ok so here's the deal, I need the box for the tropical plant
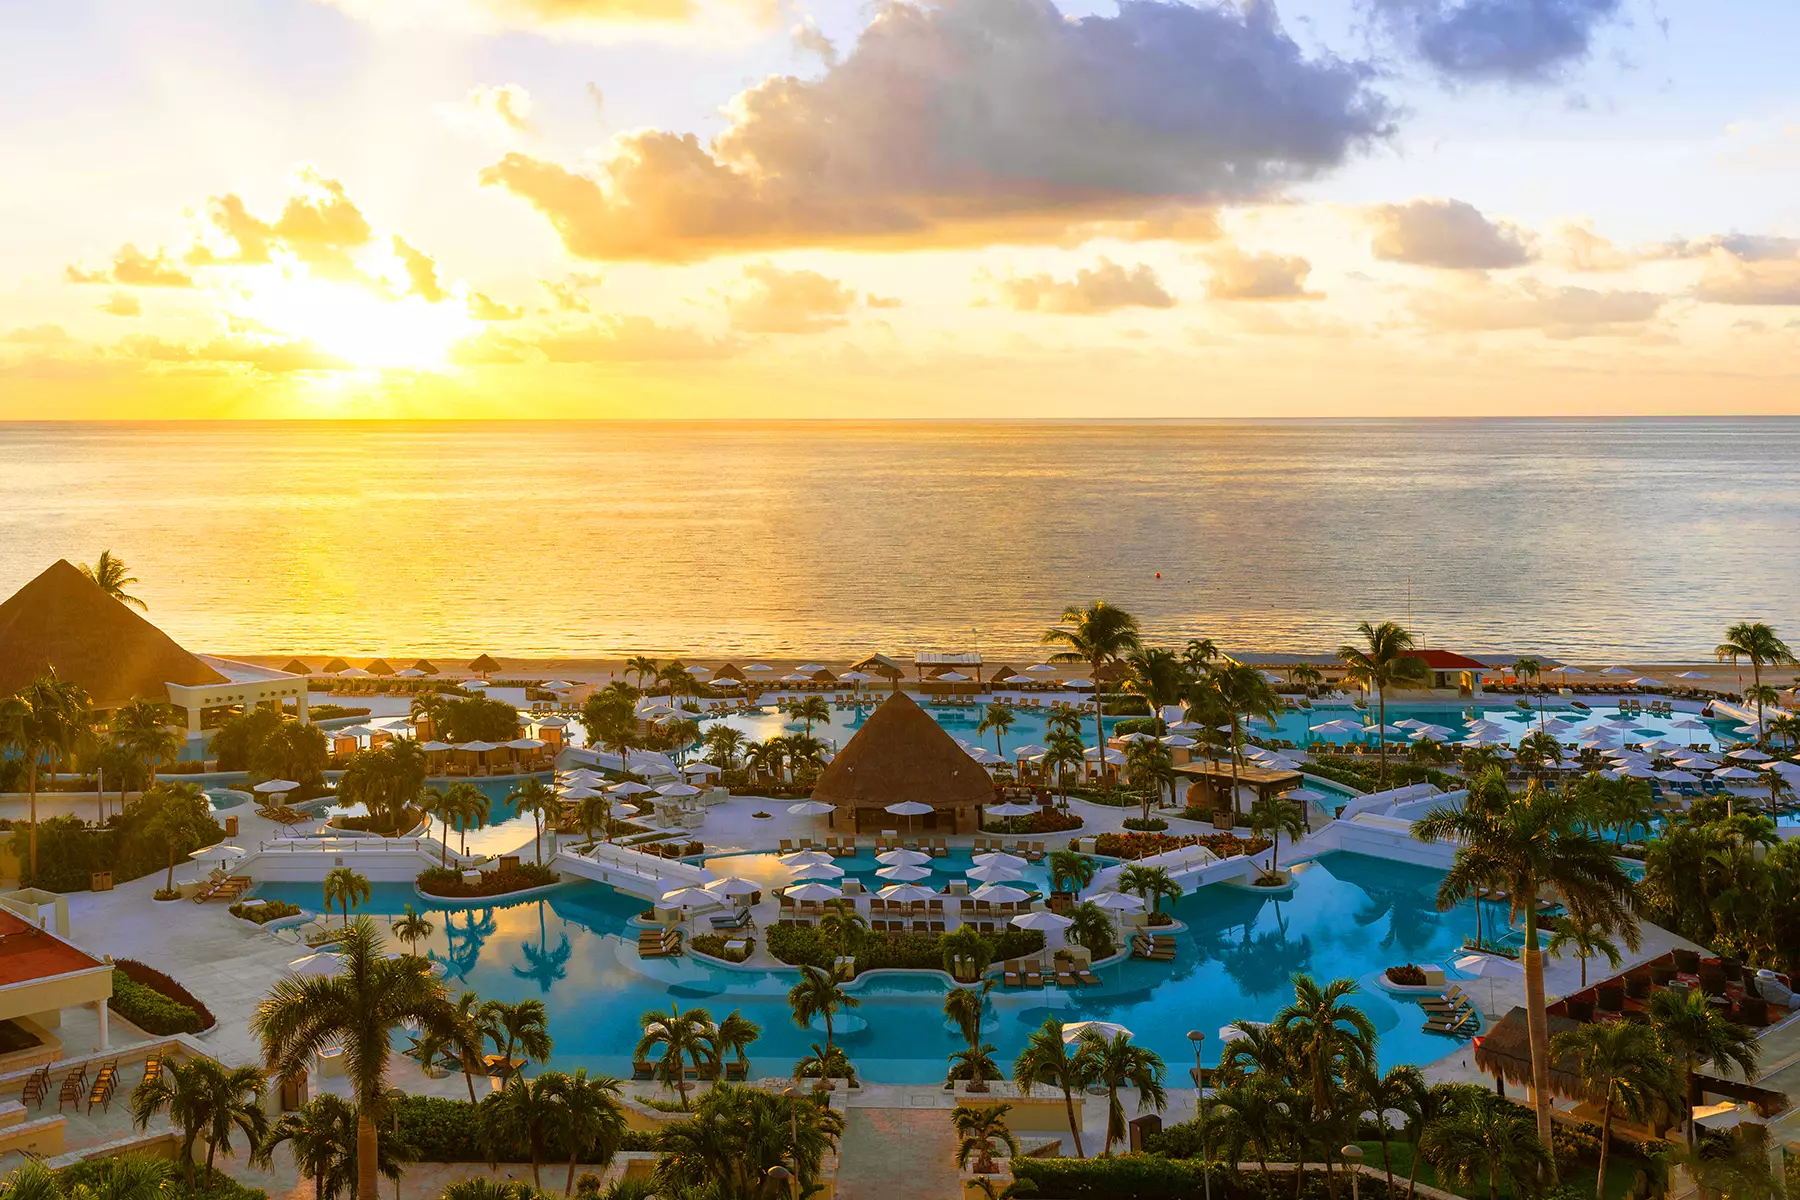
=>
[129,1056,269,1183]
[1195,663,1282,814]
[414,989,491,1102]
[1066,900,1115,958]
[479,1075,560,1187]
[507,776,560,865]
[1354,1062,1426,1192]
[1544,913,1622,989]
[392,904,434,954]
[653,1085,844,1200]
[940,924,994,980]
[1667,1121,1785,1200]
[1549,1019,1679,1200]
[793,1042,858,1088]
[113,698,180,788]
[1247,794,1305,876]
[1716,622,1795,739]
[253,915,455,1200]
[635,1003,717,1108]
[976,703,1017,756]
[625,656,659,690]
[948,1043,1003,1091]
[142,782,213,893]
[1013,1018,1093,1158]
[1276,974,1377,1133]
[543,1069,628,1194]
[323,866,371,927]
[1197,1080,1296,1196]
[1116,864,1181,916]
[1515,730,1564,788]
[254,1093,358,1200]
[1041,734,1086,805]
[484,998,554,1081]
[1043,601,1142,787]
[1073,1028,1167,1155]
[782,696,831,737]
[1416,771,1640,1157]
[702,723,745,770]
[579,693,639,776]
[1,671,92,878]
[952,1102,1019,1175]
[1337,621,1430,786]
[1292,663,1324,697]
[444,781,489,855]
[1047,849,1098,896]
[945,979,995,1053]
[79,549,147,609]
[788,964,859,1065]
[1124,739,1175,820]
[714,1009,762,1077]
[817,899,870,960]
[1122,646,1188,727]
[1648,987,1759,1148]
[1418,1090,1551,1200]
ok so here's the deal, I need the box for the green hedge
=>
[765,925,1045,972]
[109,972,207,1036]
[417,861,559,898]
[230,900,302,925]
[394,1095,657,1162]
[1012,1156,1223,1199]
[59,1158,268,1200]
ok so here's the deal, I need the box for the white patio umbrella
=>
[1003,675,1038,685]
[1061,1020,1132,1044]
[682,762,723,776]
[1673,671,1709,680]
[795,663,828,675]
[1630,678,1663,689]
[610,803,641,819]
[1454,952,1524,1012]
[785,881,843,902]
[840,670,873,683]
[189,844,245,863]
[1619,763,1658,778]
[1024,664,1059,675]
[885,801,933,816]
[1063,679,1095,690]
[1598,666,1634,676]
[558,786,604,801]
[967,748,1005,766]
[1116,731,1154,743]
[976,851,1028,869]
[787,800,836,816]
[457,740,500,753]
[970,883,1030,904]
[875,848,933,867]
[287,951,345,977]
[1012,744,1048,758]
[610,781,654,796]
[792,862,846,881]
[253,778,299,795]
[1010,910,1072,933]
[683,665,711,678]
[1284,788,1331,805]
[1088,891,1146,912]
[1713,766,1760,780]
[419,741,454,753]
[779,850,836,868]
[396,668,426,678]
[744,663,774,674]
[877,883,937,903]
[656,782,702,797]
[1311,719,1361,734]
[966,861,1024,883]
[1084,747,1126,764]
[1164,735,1197,749]
[984,802,1037,818]
[542,680,577,691]
[936,671,971,682]
[506,738,545,751]
[876,864,933,882]
[1729,747,1773,762]
[704,877,761,898]
[1671,718,1709,731]
[660,886,716,908]
[1658,770,1701,784]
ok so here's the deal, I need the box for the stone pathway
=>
[833,1106,962,1200]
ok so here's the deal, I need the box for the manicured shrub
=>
[1385,964,1427,986]
[394,1095,657,1161]
[1092,831,1269,861]
[766,925,1044,972]
[109,972,207,1036]
[981,808,1083,835]
[1122,817,1169,832]
[114,959,215,1027]
[1012,1155,1221,1200]
[417,861,558,898]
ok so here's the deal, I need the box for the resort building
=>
[0,907,114,1067]
[815,690,994,834]
[0,560,308,736]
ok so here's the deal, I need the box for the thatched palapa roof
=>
[713,662,747,682]
[848,653,905,680]
[1473,1007,1588,1101]
[0,560,228,707]
[810,691,993,810]
[365,658,396,676]
[281,658,312,675]
[322,658,351,674]
[469,654,501,673]
[411,659,439,675]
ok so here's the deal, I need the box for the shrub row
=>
[114,959,215,1027]
[765,925,1045,972]
[109,971,208,1036]
[417,861,559,898]
[980,808,1083,835]
[1092,831,1270,861]
[230,899,303,925]
[393,1095,658,1162]
[59,1157,268,1200]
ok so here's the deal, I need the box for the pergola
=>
[1173,761,1302,813]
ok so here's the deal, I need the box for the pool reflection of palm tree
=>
[1352,881,1444,955]
[1219,905,1313,999]
[441,909,498,981]
[513,902,573,992]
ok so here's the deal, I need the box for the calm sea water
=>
[1,419,1795,660]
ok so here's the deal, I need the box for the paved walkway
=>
[834,1106,962,1200]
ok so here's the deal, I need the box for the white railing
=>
[254,836,446,855]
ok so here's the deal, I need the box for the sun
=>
[241,277,474,370]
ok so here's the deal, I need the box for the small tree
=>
[130,1058,269,1183]
[952,1102,1019,1175]
[323,866,371,927]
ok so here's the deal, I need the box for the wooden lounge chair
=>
[724,1060,748,1082]
[1023,964,1044,986]
[632,1059,655,1081]
[1077,967,1101,986]
[1003,960,1022,986]
[1055,967,1080,988]
[779,839,795,854]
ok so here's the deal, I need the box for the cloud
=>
[2,324,74,345]
[189,169,374,281]
[992,258,1176,314]
[727,264,858,333]
[1204,246,1321,300]
[439,84,537,139]
[1410,277,1664,337]
[389,236,447,303]
[1545,221,1633,272]
[1692,258,1800,306]
[99,293,144,317]
[452,315,736,364]
[1369,199,1533,269]
[312,0,771,32]
[66,244,195,287]
[866,293,903,309]
[791,19,838,65]
[467,292,522,320]
[121,334,351,373]
[542,276,603,312]
[1362,0,1623,83]
[479,0,1390,260]
[1655,233,1800,262]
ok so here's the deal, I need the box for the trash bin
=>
[224,815,239,838]
[90,871,114,892]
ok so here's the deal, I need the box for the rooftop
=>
[0,910,103,987]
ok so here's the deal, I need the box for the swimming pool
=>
[256,849,1509,1084]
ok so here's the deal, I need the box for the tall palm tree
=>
[3,672,92,878]
[1047,849,1097,898]
[143,783,210,894]
[1043,601,1142,787]
[543,1069,627,1193]
[951,1102,1019,1176]
[1116,864,1181,917]
[635,1003,717,1108]
[1337,621,1429,787]
[1196,664,1282,816]
[1123,738,1174,820]
[944,979,995,1055]
[702,723,745,770]
[1121,646,1188,728]
[624,656,659,690]
[79,550,147,610]
[1416,773,1640,1155]
[1550,1020,1679,1200]
[788,964,859,1064]
[1648,987,1760,1149]
[508,776,560,865]
[254,1093,357,1200]
[445,781,489,856]
[323,866,371,927]
[415,990,491,1102]
[1198,1080,1296,1196]
[1247,794,1306,877]
[1354,1063,1425,1192]
[1042,734,1085,806]
[392,905,434,954]
[1512,657,1546,729]
[253,916,455,1200]
[485,998,554,1080]
[1403,1084,1486,1200]
[1013,1019,1093,1158]
[1073,1029,1166,1156]
[976,704,1016,756]
[114,698,180,788]
[1715,622,1795,739]
[714,1009,762,1078]
[1275,975,1376,1130]
[1544,914,1622,989]
[781,696,831,738]
[479,1075,559,1187]
[654,1084,844,1200]
[129,1056,269,1183]
[420,787,452,865]
[1419,1091,1550,1200]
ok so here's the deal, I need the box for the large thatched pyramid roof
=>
[0,560,226,706]
[811,690,993,810]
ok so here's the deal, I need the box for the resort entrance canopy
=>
[810,690,994,834]
[1174,761,1302,813]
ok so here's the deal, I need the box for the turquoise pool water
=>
[700,849,1060,896]
[256,849,1507,1084]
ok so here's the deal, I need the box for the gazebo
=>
[1174,761,1303,815]
[811,691,994,834]
[848,653,906,691]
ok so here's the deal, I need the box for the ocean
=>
[1,418,1795,661]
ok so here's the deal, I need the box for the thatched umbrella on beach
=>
[365,658,395,676]
[321,657,350,674]
[411,659,439,675]
[281,658,312,676]
[469,653,501,679]
[713,662,748,683]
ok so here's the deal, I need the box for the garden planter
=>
[1595,985,1625,1012]
[1566,997,1595,1022]
[1698,965,1727,997]
[1625,974,1651,1000]
[1737,996,1770,1027]
[1673,949,1701,974]
[1650,961,1677,986]
[1720,958,1742,984]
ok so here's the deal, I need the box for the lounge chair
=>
[1023,964,1044,986]
[21,1065,50,1109]
[58,1066,88,1112]
[779,839,796,854]
[725,1061,748,1082]
[1077,967,1101,986]
[632,1059,654,1081]
[1003,960,1022,986]
[1055,967,1080,988]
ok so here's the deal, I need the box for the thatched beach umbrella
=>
[321,657,351,674]
[713,662,748,682]
[411,659,439,675]
[469,653,501,678]
[365,658,395,676]
[281,658,312,676]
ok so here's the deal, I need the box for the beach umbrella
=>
[785,881,844,902]
[876,848,933,867]
[780,850,836,868]
[1164,735,1197,749]
[1088,891,1145,912]
[970,883,1030,904]
[885,801,934,817]
[456,740,499,753]
[656,782,702,797]
[1713,766,1760,780]
[660,886,715,908]
[1063,679,1096,690]
[876,864,933,882]
[610,781,654,796]
[984,802,1037,818]
[1284,788,1331,805]
[744,663,774,674]
[877,883,938,903]
[610,803,640,819]
[189,843,245,863]
[786,800,836,817]
[419,741,453,753]
[1658,770,1700,784]
[337,667,371,678]
[793,862,846,881]
[935,671,971,683]
[1116,731,1154,743]
[1643,740,1683,754]
[1061,1020,1133,1044]
[1630,677,1663,689]
[321,657,351,674]
[840,670,874,683]
[463,680,490,691]
[704,877,761,898]
[411,659,439,675]
[682,762,723,776]
[967,748,1005,766]
[506,738,545,751]
[966,861,1024,883]
[1454,953,1523,1012]
[1409,724,1452,741]
[558,786,604,801]
[1673,671,1709,680]
[1010,909,1072,933]
[977,850,1028,869]
[1618,763,1658,779]
[681,665,711,679]
[287,951,345,977]
[1729,747,1772,762]
[1012,744,1048,758]
[253,778,299,795]
[1668,718,1708,733]
[1598,666,1634,676]
[1003,675,1038,685]
[1084,747,1125,764]
[1024,664,1059,675]
[396,668,426,678]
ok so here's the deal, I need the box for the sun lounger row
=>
[1421,987,1480,1037]
[1131,932,1176,961]
[871,835,950,854]
[972,839,1047,860]
[193,874,253,903]
[637,927,682,958]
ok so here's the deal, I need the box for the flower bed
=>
[229,899,302,925]
[417,861,558,898]
[1385,964,1427,986]
[980,809,1082,835]
[108,959,214,1035]
[767,926,1045,973]
[1092,831,1270,860]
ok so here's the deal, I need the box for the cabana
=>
[1174,761,1303,816]
[848,653,907,691]
[812,691,994,834]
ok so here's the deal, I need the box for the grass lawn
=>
[1353,1140,1651,1200]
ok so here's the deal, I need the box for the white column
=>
[96,999,109,1050]
[186,706,203,735]
[296,690,310,724]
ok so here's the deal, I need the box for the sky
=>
[2,0,1799,418]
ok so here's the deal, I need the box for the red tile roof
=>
[1412,650,1489,671]
[0,910,103,987]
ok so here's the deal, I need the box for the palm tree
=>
[577,792,613,844]
[949,1044,1003,1092]
[1669,1121,1785,1200]
[1648,987,1760,1148]
[1042,734,1085,806]
[416,989,491,1102]
[1544,914,1622,989]
[480,1075,559,1187]
[1419,1091,1551,1200]
[143,783,211,893]
[1116,864,1181,918]
[1515,730,1563,789]
[976,704,1016,756]
[788,964,859,1064]
[944,979,995,1054]
[1550,1020,1679,1200]
[420,787,452,865]
[486,998,554,1080]
[323,866,371,927]
[635,1003,716,1108]
[392,905,434,954]
[702,723,745,770]
[782,696,831,737]
[543,1069,627,1193]
[1291,663,1324,698]
[952,1102,1019,1176]
[1121,646,1187,727]
[445,781,489,856]
[1247,794,1306,877]
[1416,773,1640,1155]
[653,1084,844,1200]
[1716,622,1795,739]
[1197,664,1282,815]
[1403,1084,1485,1200]
[1066,900,1115,958]
[1073,1029,1166,1155]
[508,776,559,864]
[1043,601,1142,787]
[1354,1063,1425,1192]
[1047,849,1097,898]
[794,1042,858,1089]
[254,1093,357,1200]
[114,698,180,788]
[441,1181,546,1200]
[1198,1081,1296,1197]
[714,1009,762,1078]
[1124,739,1174,820]
[79,550,147,609]
[1338,621,1430,786]
[624,656,659,690]
[129,1056,269,1183]
[1013,1018,1093,1158]
[3,671,92,878]
[817,899,869,961]
[253,916,455,1200]
[1276,975,1376,1133]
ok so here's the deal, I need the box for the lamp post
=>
[1342,1143,1364,1200]
[1188,1030,1209,1200]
